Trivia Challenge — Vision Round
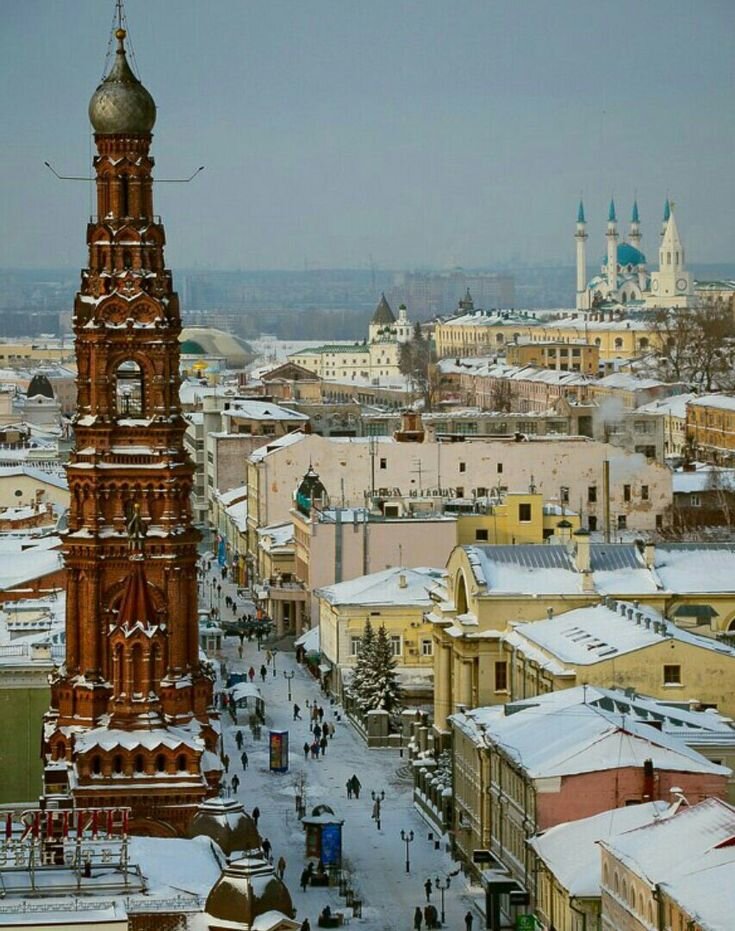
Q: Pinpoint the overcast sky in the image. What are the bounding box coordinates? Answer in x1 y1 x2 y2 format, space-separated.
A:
2 0 734 271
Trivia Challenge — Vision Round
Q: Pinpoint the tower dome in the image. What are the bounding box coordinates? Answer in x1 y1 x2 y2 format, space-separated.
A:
88 29 156 134
188 799 261 856
204 854 295 926
26 374 55 400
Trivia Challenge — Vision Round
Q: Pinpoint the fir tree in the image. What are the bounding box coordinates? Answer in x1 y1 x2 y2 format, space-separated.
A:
349 618 376 713
361 624 402 713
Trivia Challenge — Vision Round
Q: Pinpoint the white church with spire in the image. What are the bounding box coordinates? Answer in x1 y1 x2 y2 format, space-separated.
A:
575 198 695 310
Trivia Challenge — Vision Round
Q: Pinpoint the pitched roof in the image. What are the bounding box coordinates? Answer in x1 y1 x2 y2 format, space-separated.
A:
117 559 159 626
371 293 396 325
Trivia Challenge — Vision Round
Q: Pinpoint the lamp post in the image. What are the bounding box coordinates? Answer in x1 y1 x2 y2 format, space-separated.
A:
271 647 278 676
371 790 385 831
400 829 414 873
283 670 295 701
435 875 451 925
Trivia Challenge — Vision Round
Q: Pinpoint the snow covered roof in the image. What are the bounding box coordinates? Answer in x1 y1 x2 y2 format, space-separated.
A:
256 521 294 548
451 688 731 780
654 543 735 593
465 543 658 596
224 399 309 422
316 566 445 607
294 626 319 653
508 600 735 666
688 394 735 413
0 464 68 490
75 724 203 754
635 392 697 419
673 469 735 494
225 499 248 532
529 801 669 896
600 798 735 930
129 834 224 897
249 431 307 463
0 538 63 591
595 372 682 391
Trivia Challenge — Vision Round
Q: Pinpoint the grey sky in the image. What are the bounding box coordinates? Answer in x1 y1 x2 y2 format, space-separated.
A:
2 0 734 271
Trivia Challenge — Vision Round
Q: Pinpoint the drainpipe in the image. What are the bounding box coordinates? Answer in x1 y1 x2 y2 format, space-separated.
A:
569 896 589 931
654 883 665 931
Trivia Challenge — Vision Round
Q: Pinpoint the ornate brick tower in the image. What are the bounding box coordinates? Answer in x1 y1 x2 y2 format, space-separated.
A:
43 26 220 836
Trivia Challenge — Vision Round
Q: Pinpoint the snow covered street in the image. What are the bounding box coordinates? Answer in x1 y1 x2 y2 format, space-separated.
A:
200 561 485 931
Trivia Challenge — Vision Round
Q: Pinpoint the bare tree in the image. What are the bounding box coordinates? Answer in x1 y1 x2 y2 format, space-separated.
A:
651 303 735 391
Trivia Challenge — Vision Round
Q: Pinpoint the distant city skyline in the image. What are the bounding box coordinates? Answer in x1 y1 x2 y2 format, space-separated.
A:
2 0 734 271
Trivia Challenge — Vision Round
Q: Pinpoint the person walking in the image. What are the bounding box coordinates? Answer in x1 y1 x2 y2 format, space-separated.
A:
424 879 433 902
313 723 321 741
260 664 267 682
317 706 324 722
321 722 329 739
414 906 423 930
231 773 240 794
350 774 361 799
300 868 309 892
248 666 255 682
424 905 432 929
293 703 301 721
241 750 248 770
222 753 230 773
328 722 335 739
276 855 286 880
464 911 474 931
346 779 353 799
427 904 438 929
235 730 244 750
310 741 319 759
261 837 271 861
319 735 328 756
251 806 260 827
300 919 311 931
303 742 310 761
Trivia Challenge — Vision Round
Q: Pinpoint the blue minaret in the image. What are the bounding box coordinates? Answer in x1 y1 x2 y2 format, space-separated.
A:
630 199 641 249
606 199 618 292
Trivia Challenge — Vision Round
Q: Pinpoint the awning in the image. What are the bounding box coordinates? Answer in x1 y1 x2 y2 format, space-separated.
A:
672 604 718 619
318 663 332 675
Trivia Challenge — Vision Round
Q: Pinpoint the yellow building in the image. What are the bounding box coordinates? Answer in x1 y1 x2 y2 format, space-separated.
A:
505 599 735 716
455 493 580 545
255 521 306 637
316 566 443 702
429 537 735 734
434 310 658 362
686 394 735 464
505 339 599 374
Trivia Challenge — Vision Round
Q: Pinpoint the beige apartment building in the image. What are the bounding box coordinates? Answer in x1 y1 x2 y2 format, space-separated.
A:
244 432 672 556
505 338 599 373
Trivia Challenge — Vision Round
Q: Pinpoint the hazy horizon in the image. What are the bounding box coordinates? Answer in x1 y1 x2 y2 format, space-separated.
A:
2 1 734 272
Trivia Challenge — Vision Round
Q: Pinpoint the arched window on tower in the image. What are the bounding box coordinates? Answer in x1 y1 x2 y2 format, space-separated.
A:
115 361 144 418
120 175 130 217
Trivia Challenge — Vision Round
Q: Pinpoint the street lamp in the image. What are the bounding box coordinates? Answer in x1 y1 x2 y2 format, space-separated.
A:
435 875 451 925
283 670 295 701
272 648 278 676
400 829 414 873
371 790 385 831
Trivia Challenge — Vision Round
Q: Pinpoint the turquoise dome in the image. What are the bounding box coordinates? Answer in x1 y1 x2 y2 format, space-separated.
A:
603 243 646 268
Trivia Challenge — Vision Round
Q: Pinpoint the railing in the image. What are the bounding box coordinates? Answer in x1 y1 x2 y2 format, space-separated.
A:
0 894 203 915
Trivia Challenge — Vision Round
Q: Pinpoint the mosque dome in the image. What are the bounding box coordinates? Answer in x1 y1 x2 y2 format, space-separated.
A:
204 854 295 925
603 243 646 268
89 29 156 134
188 799 261 856
26 374 55 400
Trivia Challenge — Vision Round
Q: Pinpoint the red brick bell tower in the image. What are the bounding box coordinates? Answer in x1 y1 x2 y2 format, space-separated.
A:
43 26 220 836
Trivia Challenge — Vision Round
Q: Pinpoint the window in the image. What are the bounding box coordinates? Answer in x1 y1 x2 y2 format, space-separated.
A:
115 360 144 417
134 754 145 773
615 338 623 349
641 485 649 501
560 487 569 505
379 458 387 469
390 635 402 657
588 516 598 531
495 661 508 692
177 754 188 772
113 754 123 774
617 514 627 530
92 755 102 775
421 639 433 657
156 754 166 773
588 486 597 503
518 503 532 522
459 462 466 473
475 528 489 541
664 664 682 685
624 484 631 502
497 463 503 474
350 637 362 656
690 494 701 507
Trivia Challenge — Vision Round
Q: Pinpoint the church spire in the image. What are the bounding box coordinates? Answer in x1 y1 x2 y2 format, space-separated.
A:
608 198 617 223
577 199 586 224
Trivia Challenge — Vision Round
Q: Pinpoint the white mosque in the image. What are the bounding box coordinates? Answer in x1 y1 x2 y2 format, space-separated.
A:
575 198 694 310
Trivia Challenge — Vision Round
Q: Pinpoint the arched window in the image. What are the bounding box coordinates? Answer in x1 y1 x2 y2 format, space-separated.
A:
120 175 129 216
91 755 102 776
615 337 623 349
131 643 144 695
177 754 188 772
156 754 166 773
115 360 144 417
113 754 123 775
639 337 649 350
496 333 504 344
456 572 469 615
55 741 66 761
594 337 601 346
134 754 145 773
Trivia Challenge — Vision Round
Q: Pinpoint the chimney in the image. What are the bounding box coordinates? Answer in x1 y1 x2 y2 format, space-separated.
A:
573 529 591 572
635 611 643 625
546 607 554 620
627 608 634 621
643 758 655 800
556 520 573 545
398 573 408 589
